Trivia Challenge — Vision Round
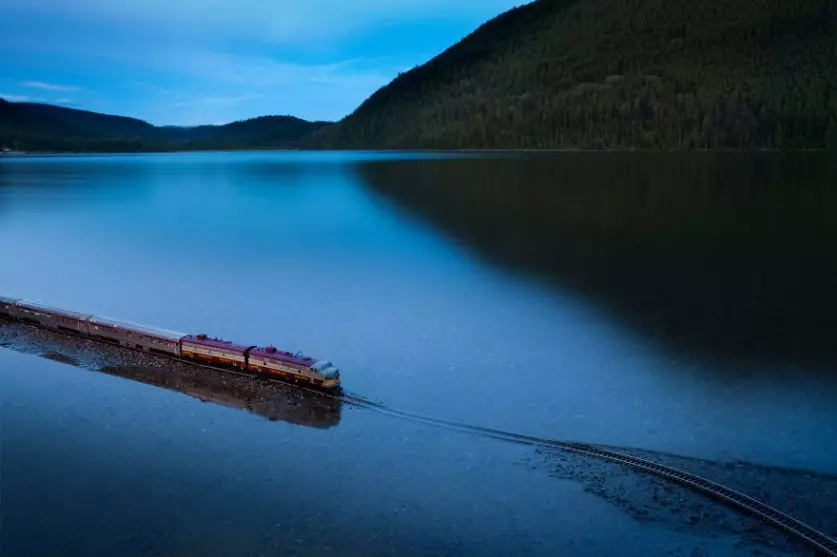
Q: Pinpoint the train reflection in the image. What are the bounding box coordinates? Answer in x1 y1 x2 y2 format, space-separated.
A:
0 317 342 430
98 365 342 430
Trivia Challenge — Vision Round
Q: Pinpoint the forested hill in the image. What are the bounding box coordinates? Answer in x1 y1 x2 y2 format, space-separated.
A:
0 99 156 151
5 0 835 152
0 100 331 152
160 115 332 147
311 0 837 150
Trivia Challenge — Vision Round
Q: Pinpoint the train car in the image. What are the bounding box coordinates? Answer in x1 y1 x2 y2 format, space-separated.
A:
88 316 186 356
248 346 341 389
180 334 253 369
0 297 20 317
10 300 93 334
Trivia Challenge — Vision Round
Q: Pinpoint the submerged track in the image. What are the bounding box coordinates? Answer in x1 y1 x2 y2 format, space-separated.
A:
338 395 837 557
194 357 837 557
2 320 835 557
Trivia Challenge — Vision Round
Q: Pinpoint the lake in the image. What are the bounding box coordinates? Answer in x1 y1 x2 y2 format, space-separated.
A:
1 151 835 556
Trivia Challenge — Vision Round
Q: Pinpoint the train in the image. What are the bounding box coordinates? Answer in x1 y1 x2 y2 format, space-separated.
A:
0 296 342 390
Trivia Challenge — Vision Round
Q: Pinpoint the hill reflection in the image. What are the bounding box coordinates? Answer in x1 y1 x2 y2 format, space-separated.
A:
355 152 837 367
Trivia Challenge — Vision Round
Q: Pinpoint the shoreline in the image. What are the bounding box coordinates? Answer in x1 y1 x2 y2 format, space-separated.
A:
1 147 831 156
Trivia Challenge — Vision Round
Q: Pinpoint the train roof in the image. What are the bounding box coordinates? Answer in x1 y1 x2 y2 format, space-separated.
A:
0 296 21 305
16 299 93 320
250 345 317 367
89 315 187 343
181 334 254 354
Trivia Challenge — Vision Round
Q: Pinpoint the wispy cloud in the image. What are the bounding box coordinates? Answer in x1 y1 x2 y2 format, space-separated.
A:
1 92 75 104
160 51 389 89
172 94 261 107
20 80 81 92
146 52 392 124
0 93 46 102
1 0 522 123
3 0 521 44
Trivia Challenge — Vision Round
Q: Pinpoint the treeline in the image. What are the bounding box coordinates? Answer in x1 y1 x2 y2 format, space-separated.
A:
311 0 837 150
0 135 293 153
0 100 331 153
0 131 185 153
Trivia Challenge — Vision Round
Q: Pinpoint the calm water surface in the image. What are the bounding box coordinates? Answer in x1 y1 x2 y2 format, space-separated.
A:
1 151 835 556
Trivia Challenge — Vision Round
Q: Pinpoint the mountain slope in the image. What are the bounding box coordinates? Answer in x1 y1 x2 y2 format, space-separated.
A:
8 101 158 138
312 0 837 150
0 99 159 151
0 100 331 152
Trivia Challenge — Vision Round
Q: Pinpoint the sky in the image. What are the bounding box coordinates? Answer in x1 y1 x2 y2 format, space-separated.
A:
0 0 522 126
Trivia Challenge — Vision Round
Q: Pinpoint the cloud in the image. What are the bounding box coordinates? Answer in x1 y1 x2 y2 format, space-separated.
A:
0 93 47 102
0 92 75 104
20 80 80 92
147 52 391 124
172 94 261 108
3 0 520 44
156 50 388 90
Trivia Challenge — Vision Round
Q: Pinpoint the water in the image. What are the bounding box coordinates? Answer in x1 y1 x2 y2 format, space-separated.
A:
1 151 836 556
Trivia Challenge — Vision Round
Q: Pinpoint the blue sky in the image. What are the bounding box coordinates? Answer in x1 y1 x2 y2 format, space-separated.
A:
0 0 522 126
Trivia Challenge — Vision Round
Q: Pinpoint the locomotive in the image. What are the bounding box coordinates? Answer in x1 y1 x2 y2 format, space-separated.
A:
0 297 341 390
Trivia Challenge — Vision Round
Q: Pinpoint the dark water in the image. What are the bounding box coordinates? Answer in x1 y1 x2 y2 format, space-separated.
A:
1 151 836 556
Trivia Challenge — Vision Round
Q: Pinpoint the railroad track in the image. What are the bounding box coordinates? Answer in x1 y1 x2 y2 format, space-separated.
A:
337 393 837 556
2 320 836 556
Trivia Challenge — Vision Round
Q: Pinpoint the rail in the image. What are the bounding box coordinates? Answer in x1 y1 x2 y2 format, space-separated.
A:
336 393 837 557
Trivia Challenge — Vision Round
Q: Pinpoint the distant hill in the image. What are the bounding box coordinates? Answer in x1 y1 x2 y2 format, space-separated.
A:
166 115 333 147
0 99 331 152
312 0 837 150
